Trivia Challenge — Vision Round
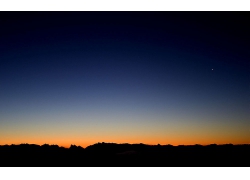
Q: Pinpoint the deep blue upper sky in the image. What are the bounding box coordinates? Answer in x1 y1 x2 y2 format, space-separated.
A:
0 12 249 146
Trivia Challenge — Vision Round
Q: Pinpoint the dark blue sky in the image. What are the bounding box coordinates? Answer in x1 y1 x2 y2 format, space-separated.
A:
0 12 249 147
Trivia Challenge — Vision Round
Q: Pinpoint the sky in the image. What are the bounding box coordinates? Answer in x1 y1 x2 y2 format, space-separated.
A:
0 12 249 148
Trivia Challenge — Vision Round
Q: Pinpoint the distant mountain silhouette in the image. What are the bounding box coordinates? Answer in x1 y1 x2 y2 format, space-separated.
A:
0 143 249 167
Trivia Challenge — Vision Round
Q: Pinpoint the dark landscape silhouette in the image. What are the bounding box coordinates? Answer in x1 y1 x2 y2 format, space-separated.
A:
0 142 249 167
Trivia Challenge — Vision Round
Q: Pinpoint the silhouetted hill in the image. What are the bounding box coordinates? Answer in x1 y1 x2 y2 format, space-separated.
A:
0 143 249 167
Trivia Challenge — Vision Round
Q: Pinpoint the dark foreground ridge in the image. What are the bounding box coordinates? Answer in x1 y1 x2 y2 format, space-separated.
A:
1 143 249 167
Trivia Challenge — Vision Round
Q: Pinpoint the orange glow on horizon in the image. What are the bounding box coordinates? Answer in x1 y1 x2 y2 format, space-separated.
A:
1 119 249 148
1 135 249 148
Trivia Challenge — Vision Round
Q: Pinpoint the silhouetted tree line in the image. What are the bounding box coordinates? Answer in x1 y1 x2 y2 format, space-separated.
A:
0 143 249 167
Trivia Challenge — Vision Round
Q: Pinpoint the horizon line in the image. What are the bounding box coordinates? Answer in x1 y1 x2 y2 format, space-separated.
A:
1 142 250 149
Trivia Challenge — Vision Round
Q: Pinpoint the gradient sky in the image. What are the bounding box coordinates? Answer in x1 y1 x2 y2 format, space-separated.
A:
0 12 249 147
